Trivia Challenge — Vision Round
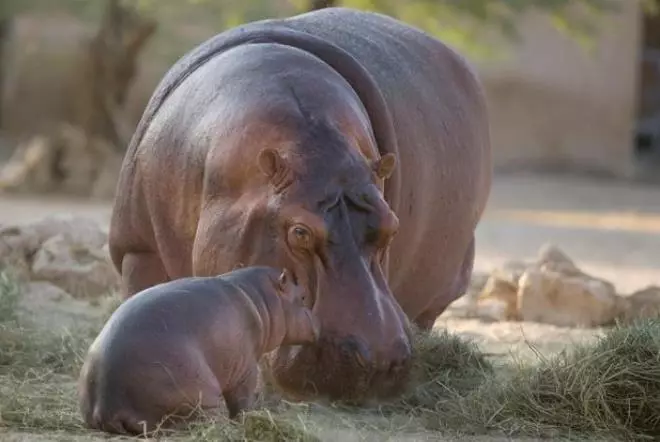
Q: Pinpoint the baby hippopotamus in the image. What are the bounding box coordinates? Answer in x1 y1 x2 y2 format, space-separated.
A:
78 266 319 435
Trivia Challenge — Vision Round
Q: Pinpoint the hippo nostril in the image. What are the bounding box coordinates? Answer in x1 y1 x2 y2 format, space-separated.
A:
397 339 413 359
354 350 368 368
339 337 372 368
388 361 402 376
387 339 412 373
388 355 412 376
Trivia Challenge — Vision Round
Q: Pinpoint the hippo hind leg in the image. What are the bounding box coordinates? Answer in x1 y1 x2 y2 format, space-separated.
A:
90 407 173 437
156 384 225 430
92 384 225 437
119 251 169 299
122 394 224 437
414 235 476 331
126 349 225 433
85 402 137 435
78 359 98 430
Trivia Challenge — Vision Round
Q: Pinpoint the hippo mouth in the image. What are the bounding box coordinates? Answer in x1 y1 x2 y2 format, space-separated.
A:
264 334 412 403
305 309 321 342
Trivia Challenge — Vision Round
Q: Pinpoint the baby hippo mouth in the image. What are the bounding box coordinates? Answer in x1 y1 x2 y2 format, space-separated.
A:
265 333 413 403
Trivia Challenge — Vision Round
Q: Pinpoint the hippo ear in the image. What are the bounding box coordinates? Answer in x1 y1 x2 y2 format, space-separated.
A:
277 269 291 292
372 153 397 180
258 148 288 183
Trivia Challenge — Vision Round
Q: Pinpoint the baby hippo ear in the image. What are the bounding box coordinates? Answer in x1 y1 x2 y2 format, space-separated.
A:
277 269 309 306
371 153 397 180
277 269 292 293
258 148 290 187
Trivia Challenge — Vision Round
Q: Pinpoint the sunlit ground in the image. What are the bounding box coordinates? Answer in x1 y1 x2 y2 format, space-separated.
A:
473 173 660 294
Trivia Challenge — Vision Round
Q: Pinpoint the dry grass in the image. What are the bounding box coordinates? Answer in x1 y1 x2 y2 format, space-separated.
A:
392 326 493 411
0 267 97 434
0 269 334 440
0 268 96 377
0 269 22 323
429 319 660 440
3 265 660 441
174 410 322 442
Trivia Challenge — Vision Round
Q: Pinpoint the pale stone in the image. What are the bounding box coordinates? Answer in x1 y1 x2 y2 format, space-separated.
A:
534 243 582 276
465 271 490 298
1 216 107 255
518 269 624 327
1 216 119 299
19 281 105 329
30 230 118 299
623 286 660 321
473 275 519 321
490 260 529 286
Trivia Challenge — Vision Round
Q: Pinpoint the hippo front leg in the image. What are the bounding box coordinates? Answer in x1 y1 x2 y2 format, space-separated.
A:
223 368 259 419
120 251 170 299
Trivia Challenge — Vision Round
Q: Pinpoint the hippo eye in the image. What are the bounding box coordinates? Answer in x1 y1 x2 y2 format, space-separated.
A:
288 224 313 249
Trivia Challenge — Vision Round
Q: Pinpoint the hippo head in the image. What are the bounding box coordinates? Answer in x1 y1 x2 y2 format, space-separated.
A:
249 124 412 403
192 76 413 401
272 269 321 347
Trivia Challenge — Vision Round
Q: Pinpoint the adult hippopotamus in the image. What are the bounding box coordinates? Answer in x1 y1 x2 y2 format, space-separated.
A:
109 7 491 403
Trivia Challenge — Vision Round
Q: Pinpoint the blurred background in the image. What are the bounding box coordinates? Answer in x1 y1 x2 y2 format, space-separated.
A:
0 0 658 292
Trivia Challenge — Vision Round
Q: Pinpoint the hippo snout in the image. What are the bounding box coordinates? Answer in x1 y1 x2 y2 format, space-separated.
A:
386 338 413 373
338 336 411 373
267 331 413 402
322 334 413 401
338 336 371 368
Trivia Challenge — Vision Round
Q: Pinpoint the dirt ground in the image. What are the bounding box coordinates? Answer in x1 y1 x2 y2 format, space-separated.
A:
442 172 660 363
1 172 659 441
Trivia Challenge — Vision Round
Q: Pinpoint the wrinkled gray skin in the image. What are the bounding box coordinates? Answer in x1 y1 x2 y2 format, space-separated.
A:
78 266 319 436
109 7 491 402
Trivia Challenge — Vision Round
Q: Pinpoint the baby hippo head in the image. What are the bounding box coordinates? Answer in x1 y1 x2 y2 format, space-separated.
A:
273 269 320 346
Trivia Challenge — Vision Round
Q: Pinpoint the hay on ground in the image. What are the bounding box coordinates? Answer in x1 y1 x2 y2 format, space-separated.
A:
435 319 660 440
385 327 493 412
18 257 660 441
0 269 22 323
179 410 321 442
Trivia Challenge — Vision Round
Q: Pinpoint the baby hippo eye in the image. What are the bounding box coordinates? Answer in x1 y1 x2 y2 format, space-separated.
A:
288 224 314 249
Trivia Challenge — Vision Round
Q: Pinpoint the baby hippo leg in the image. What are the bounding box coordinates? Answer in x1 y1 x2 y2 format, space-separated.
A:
90 375 224 436
86 343 225 436
128 381 224 435
223 367 259 419
126 357 225 434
